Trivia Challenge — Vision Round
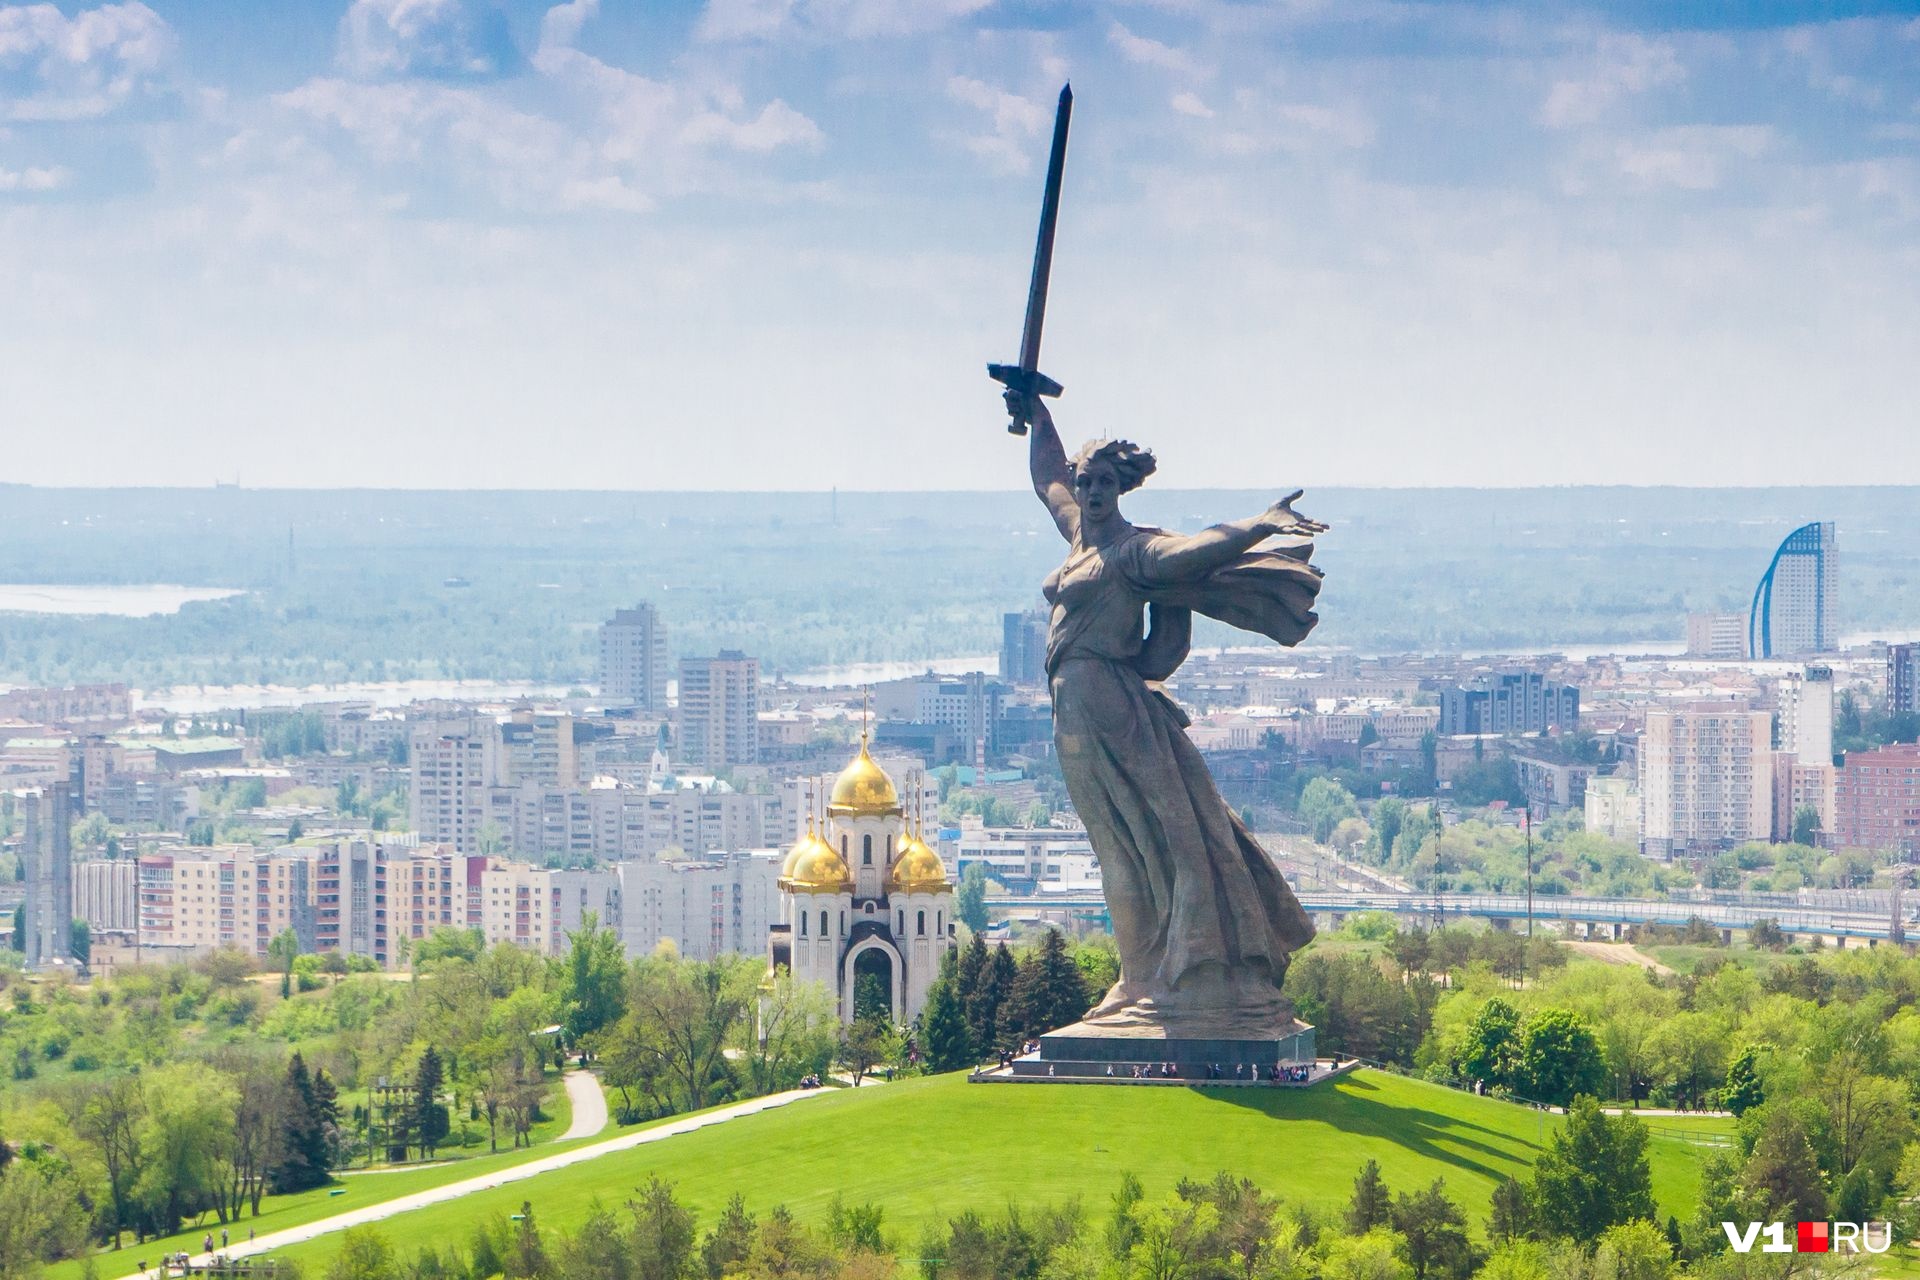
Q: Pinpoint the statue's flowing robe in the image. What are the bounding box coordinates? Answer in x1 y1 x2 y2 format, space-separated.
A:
1044 527 1320 1027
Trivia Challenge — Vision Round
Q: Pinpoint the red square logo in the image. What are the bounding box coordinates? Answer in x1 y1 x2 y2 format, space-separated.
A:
1797 1222 1829 1253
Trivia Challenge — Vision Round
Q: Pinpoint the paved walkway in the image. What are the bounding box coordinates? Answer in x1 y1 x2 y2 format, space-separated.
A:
110 1088 828 1280
558 1069 609 1141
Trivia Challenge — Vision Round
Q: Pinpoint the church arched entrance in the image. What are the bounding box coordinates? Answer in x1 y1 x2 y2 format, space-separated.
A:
852 947 894 1024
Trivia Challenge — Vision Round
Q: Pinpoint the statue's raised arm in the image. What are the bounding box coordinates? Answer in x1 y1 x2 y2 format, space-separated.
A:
1018 392 1078 544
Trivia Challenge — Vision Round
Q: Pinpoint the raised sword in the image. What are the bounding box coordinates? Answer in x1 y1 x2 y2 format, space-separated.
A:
987 83 1072 436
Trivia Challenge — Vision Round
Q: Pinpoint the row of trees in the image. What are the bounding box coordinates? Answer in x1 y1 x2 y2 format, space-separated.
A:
0 1048 342 1263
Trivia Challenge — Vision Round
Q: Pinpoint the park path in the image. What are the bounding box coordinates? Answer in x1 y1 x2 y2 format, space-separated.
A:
112 1088 828 1280
559 1069 609 1141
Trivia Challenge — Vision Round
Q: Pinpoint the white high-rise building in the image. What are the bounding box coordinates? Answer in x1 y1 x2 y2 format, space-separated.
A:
410 718 505 854
616 853 779 961
599 604 669 711
1775 664 1835 767
22 784 74 969
1640 704 1773 858
677 651 760 768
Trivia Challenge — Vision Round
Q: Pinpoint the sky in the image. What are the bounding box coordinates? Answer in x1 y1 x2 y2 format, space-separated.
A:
1 0 1918 491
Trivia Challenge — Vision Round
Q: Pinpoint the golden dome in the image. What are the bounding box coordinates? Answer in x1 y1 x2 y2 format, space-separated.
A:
781 828 853 895
888 834 950 895
828 739 901 819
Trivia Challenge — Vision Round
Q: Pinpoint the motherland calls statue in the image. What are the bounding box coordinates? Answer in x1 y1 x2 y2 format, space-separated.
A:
1014 391 1327 1038
986 84 1326 1048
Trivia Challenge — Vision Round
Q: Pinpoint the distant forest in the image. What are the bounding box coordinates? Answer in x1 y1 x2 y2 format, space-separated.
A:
1 485 1916 690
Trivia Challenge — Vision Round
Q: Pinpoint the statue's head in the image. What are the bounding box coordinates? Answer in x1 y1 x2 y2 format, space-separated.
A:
1071 439 1156 523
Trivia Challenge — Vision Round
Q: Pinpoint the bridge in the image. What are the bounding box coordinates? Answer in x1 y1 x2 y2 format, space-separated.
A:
992 889 1913 944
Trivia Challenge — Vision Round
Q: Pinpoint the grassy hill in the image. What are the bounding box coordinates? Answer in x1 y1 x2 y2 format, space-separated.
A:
261 1070 1730 1272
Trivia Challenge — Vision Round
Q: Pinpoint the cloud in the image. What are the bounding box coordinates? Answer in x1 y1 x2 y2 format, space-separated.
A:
336 0 519 80
1212 95 1373 155
1170 91 1213 118
0 1 173 121
0 161 66 189
946 74 1044 172
697 0 990 42
538 0 598 53
1610 124 1774 191
679 99 823 153
1108 21 1207 79
1540 33 1683 129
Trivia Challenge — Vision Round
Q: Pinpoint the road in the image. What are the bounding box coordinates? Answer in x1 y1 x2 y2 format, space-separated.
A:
559 1069 609 1141
113 1088 829 1280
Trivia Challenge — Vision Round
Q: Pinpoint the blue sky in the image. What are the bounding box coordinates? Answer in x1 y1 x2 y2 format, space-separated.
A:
2 0 1918 490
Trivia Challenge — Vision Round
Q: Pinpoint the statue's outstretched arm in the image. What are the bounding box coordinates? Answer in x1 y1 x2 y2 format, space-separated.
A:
1141 491 1328 583
1018 393 1077 543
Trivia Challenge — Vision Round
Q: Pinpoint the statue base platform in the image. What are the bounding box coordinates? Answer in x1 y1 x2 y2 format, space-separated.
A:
979 1016 1345 1086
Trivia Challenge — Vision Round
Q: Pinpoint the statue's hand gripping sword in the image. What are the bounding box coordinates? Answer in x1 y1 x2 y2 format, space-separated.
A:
988 83 1072 436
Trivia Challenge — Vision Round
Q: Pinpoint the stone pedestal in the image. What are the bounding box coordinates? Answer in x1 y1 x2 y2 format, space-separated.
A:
1004 1016 1317 1081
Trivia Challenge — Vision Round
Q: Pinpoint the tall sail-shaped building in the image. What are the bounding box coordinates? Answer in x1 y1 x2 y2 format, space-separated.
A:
1749 521 1837 658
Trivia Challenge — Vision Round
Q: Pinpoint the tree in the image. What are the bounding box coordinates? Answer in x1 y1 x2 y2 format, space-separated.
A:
1299 777 1359 844
1488 1178 1533 1245
702 1192 757 1280
1589 1220 1672 1280
1457 997 1518 1091
1346 1160 1392 1235
1321 1229 1413 1280
562 912 627 1044
272 1052 333 1193
1530 1097 1654 1244
506 1201 553 1280
73 1073 146 1249
135 1063 238 1236
69 919 89 966
1738 1107 1828 1225
838 1016 889 1086
414 1047 450 1159
1720 1044 1767 1116
268 929 301 998
969 943 1018 1054
1790 805 1822 847
1370 797 1408 866
956 862 990 933
744 968 837 1096
918 974 975 1072
1127 1193 1220 1280
1509 1009 1605 1107
623 956 752 1112
1003 928 1091 1042
627 1176 698 1280
1390 1180 1470 1280
218 1055 286 1222
0 1160 89 1278
326 1225 398 1280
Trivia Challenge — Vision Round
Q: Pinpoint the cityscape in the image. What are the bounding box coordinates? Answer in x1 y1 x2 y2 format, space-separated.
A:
6 2 1920 1280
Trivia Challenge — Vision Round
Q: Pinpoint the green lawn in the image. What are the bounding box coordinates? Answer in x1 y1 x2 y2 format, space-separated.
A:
48 1073 584 1280
263 1070 1728 1273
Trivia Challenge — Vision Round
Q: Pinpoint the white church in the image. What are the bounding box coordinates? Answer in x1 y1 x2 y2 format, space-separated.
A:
769 736 956 1025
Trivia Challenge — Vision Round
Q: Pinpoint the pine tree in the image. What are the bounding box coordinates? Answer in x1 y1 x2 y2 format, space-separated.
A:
1721 1044 1766 1116
413 1047 450 1159
1004 928 1091 1041
1345 1159 1391 1234
702 1192 757 1280
918 976 974 1072
1489 1177 1533 1243
272 1052 331 1193
505 1201 552 1279
973 943 1018 1053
